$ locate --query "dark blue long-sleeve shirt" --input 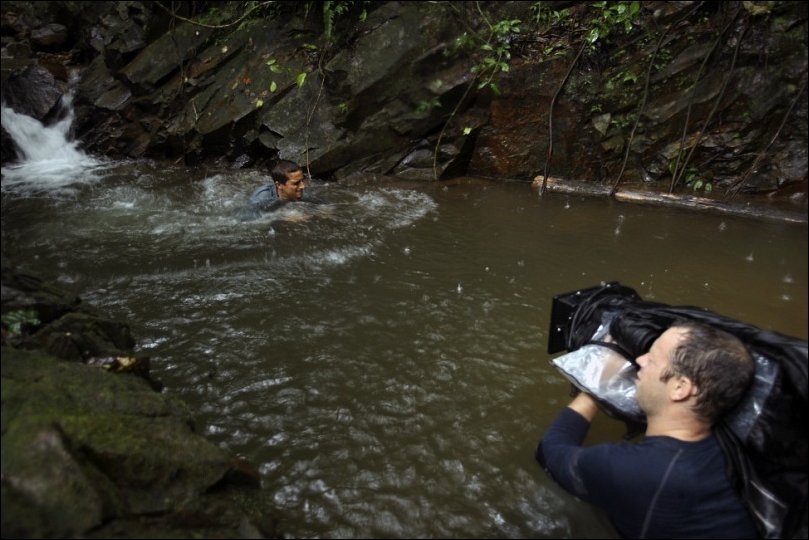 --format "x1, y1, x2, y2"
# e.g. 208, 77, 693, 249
537, 408, 757, 539
238, 182, 323, 221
